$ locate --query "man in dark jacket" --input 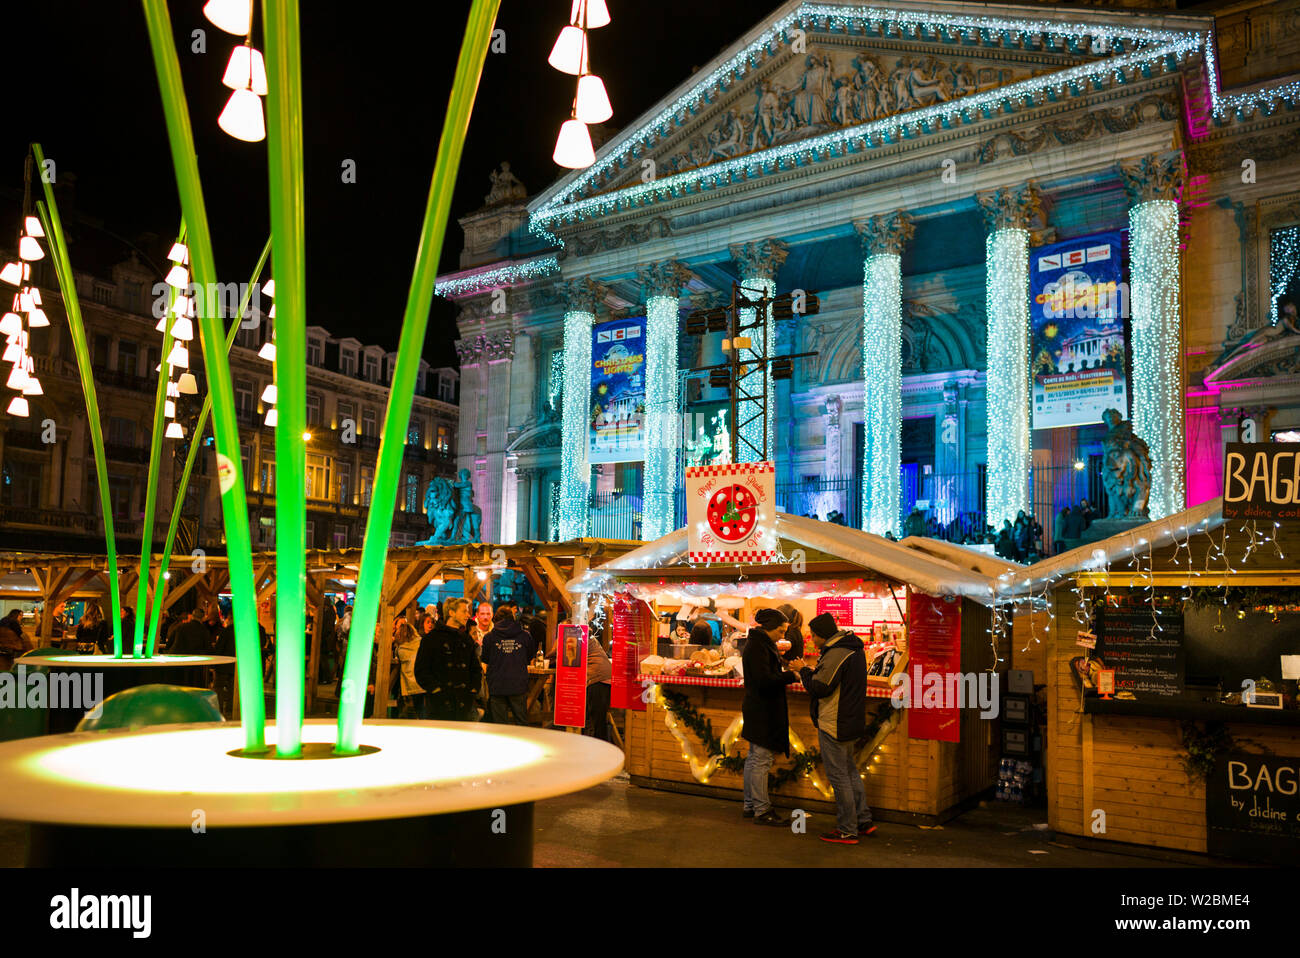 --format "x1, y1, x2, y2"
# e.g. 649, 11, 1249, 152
414, 597, 482, 721
798, 612, 872, 844
742, 607, 800, 825
479, 605, 536, 724
167, 608, 214, 655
